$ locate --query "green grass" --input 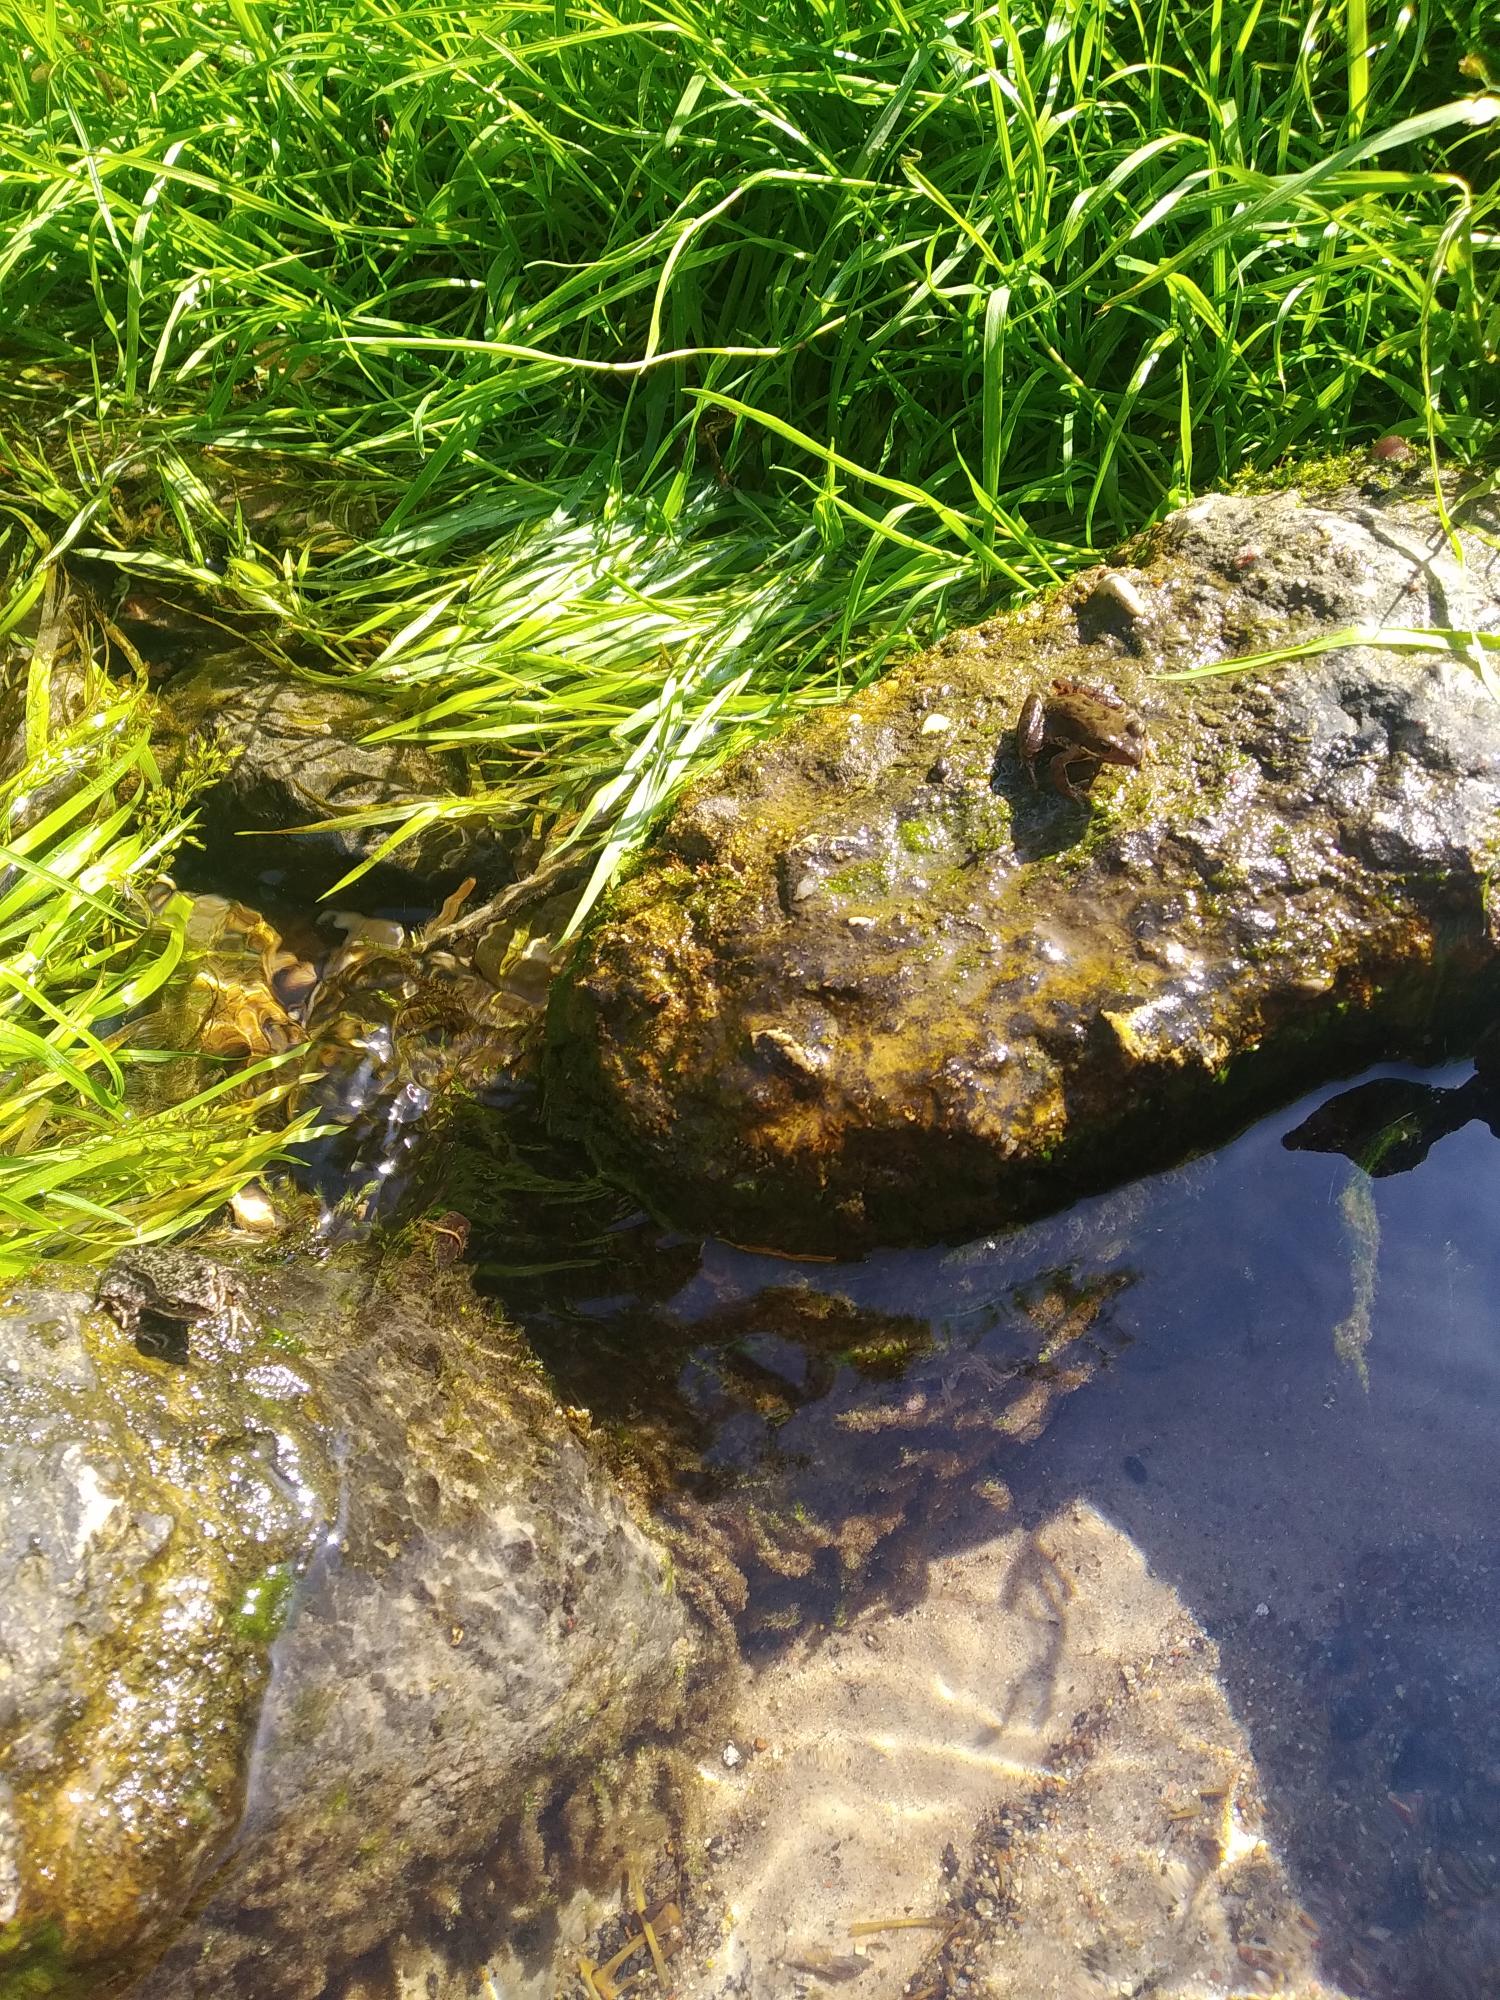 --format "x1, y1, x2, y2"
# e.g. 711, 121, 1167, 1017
0, 578, 315, 1275
1162, 608, 1500, 700
0, 0, 1495, 1267
0, 0, 1495, 935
